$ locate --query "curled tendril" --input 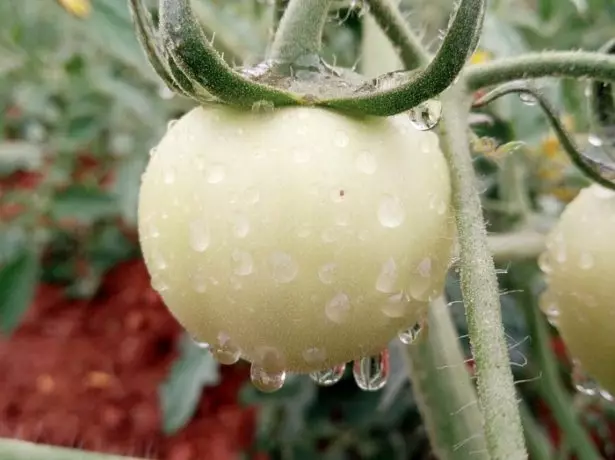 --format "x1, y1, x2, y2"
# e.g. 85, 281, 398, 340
473, 83, 615, 191
588, 38, 615, 160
